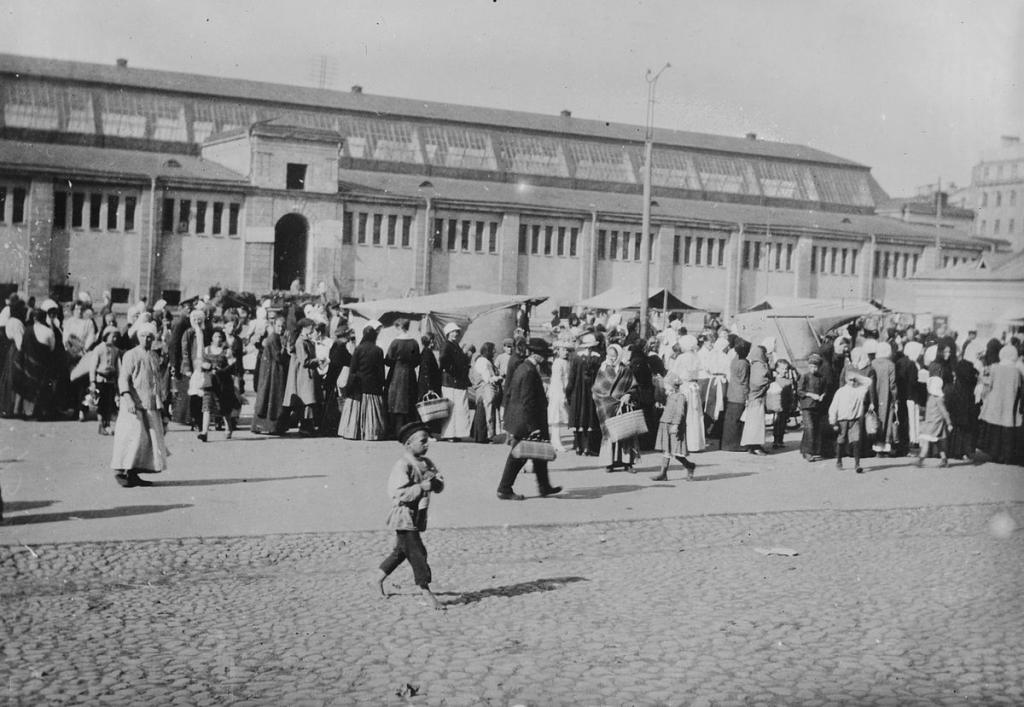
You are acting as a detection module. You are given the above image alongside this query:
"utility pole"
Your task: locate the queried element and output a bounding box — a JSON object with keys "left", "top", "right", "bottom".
{"left": 639, "top": 62, "right": 670, "bottom": 339}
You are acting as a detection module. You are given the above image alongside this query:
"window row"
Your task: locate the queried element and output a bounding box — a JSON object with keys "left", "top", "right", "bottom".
{"left": 942, "top": 255, "right": 974, "bottom": 268}
{"left": 343, "top": 211, "right": 415, "bottom": 248}
{"left": 161, "top": 198, "right": 240, "bottom": 236}
{"left": 744, "top": 240, "right": 797, "bottom": 272}
{"left": 595, "top": 229, "right": 652, "bottom": 262}
{"left": 980, "top": 161, "right": 1022, "bottom": 181}
{"left": 978, "top": 217, "right": 1016, "bottom": 236}
{"left": 675, "top": 235, "right": 728, "bottom": 268}
{"left": 53, "top": 190, "right": 137, "bottom": 232}
{"left": 0, "top": 185, "right": 28, "bottom": 225}
{"left": 980, "top": 189, "right": 1018, "bottom": 208}
{"left": 873, "top": 250, "right": 918, "bottom": 280}
{"left": 810, "top": 245, "right": 858, "bottom": 276}
{"left": 518, "top": 224, "right": 580, "bottom": 258}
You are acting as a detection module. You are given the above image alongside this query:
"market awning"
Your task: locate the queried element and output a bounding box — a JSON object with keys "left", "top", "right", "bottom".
{"left": 577, "top": 286, "right": 699, "bottom": 312}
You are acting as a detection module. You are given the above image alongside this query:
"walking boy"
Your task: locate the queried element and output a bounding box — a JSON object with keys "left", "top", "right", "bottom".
{"left": 376, "top": 421, "right": 445, "bottom": 609}
{"left": 827, "top": 369, "right": 870, "bottom": 473}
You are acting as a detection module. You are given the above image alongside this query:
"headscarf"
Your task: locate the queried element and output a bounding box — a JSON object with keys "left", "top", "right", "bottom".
{"left": 135, "top": 322, "right": 158, "bottom": 339}
{"left": 923, "top": 345, "right": 937, "bottom": 367}
{"left": 849, "top": 347, "right": 869, "bottom": 370}
{"left": 760, "top": 337, "right": 777, "bottom": 357}
{"left": 677, "top": 334, "right": 698, "bottom": 353}
{"left": 862, "top": 339, "right": 878, "bottom": 356}
{"left": 833, "top": 336, "right": 850, "bottom": 354}
{"left": 874, "top": 342, "right": 892, "bottom": 359}
{"left": 189, "top": 309, "right": 206, "bottom": 327}
{"left": 604, "top": 344, "right": 624, "bottom": 370}
{"left": 903, "top": 341, "right": 923, "bottom": 363}
{"left": 999, "top": 344, "right": 1019, "bottom": 364}
{"left": 984, "top": 338, "right": 1003, "bottom": 366}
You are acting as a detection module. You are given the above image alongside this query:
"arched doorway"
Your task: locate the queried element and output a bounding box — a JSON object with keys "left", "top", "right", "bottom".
{"left": 273, "top": 213, "right": 308, "bottom": 291}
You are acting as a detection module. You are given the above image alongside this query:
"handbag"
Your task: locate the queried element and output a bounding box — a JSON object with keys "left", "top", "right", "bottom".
{"left": 864, "top": 408, "right": 880, "bottom": 436}
{"left": 511, "top": 431, "right": 557, "bottom": 461}
{"left": 416, "top": 391, "right": 452, "bottom": 422}
{"left": 605, "top": 402, "right": 648, "bottom": 443}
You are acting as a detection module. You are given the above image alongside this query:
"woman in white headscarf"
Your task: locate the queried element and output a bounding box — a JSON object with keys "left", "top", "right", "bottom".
{"left": 900, "top": 341, "right": 925, "bottom": 449}
{"left": 977, "top": 344, "right": 1024, "bottom": 464}
{"left": 739, "top": 344, "right": 771, "bottom": 454}
{"left": 670, "top": 334, "right": 706, "bottom": 454}
{"left": 592, "top": 343, "right": 640, "bottom": 471}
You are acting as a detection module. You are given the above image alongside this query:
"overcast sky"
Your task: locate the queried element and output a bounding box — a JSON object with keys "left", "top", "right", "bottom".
{"left": 4, "top": 0, "right": 1022, "bottom": 196}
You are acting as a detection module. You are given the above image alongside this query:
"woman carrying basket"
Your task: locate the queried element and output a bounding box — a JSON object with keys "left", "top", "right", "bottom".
{"left": 592, "top": 343, "right": 642, "bottom": 472}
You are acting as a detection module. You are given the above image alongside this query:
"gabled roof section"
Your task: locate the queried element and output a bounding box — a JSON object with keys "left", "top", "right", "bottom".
{"left": 0, "top": 140, "right": 247, "bottom": 184}
{"left": 0, "top": 53, "right": 865, "bottom": 168}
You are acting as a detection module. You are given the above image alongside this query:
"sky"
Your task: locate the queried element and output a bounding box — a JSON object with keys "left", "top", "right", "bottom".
{"left": 3, "top": 0, "right": 1022, "bottom": 197}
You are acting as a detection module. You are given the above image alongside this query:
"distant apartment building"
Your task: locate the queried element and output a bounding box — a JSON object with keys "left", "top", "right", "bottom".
{"left": 971, "top": 136, "right": 1024, "bottom": 251}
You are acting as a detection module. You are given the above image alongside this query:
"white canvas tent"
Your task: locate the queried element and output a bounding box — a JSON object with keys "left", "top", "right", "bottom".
{"left": 730, "top": 297, "right": 883, "bottom": 369}
{"left": 344, "top": 290, "right": 548, "bottom": 348}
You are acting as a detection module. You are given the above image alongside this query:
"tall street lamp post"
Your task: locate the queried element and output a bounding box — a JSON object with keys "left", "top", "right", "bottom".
{"left": 639, "top": 62, "right": 671, "bottom": 339}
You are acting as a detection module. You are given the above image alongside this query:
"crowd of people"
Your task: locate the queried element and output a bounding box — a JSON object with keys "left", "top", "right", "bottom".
{"left": 1, "top": 290, "right": 1022, "bottom": 491}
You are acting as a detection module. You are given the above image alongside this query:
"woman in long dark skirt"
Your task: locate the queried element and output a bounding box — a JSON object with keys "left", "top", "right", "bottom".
{"left": 319, "top": 326, "right": 352, "bottom": 436}
{"left": 944, "top": 358, "right": 980, "bottom": 460}
{"left": 384, "top": 318, "right": 421, "bottom": 438}
{"left": 721, "top": 338, "right": 750, "bottom": 451}
{"left": 251, "top": 318, "right": 290, "bottom": 434}
{"left": 417, "top": 333, "right": 444, "bottom": 436}
{"left": 566, "top": 333, "right": 603, "bottom": 456}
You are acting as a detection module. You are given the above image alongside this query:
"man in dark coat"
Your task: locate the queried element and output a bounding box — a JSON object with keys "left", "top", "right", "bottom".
{"left": 497, "top": 338, "right": 563, "bottom": 500}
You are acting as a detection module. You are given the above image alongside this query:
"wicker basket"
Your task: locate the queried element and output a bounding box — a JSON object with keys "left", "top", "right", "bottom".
{"left": 605, "top": 406, "right": 648, "bottom": 443}
{"left": 511, "top": 438, "right": 557, "bottom": 461}
{"left": 416, "top": 392, "right": 451, "bottom": 422}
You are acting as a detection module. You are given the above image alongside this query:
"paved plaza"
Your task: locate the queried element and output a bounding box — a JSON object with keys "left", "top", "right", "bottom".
{"left": 2, "top": 415, "right": 1023, "bottom": 705}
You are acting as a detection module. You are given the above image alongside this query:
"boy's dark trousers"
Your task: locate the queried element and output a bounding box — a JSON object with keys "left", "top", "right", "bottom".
{"left": 380, "top": 530, "right": 431, "bottom": 588}
{"left": 800, "top": 409, "right": 821, "bottom": 457}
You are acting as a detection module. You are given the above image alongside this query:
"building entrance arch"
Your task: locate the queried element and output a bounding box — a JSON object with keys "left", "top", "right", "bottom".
{"left": 273, "top": 213, "right": 309, "bottom": 291}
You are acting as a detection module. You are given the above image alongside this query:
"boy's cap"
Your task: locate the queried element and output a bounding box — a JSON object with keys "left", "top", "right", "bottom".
{"left": 806, "top": 353, "right": 823, "bottom": 365}
{"left": 398, "top": 421, "right": 430, "bottom": 444}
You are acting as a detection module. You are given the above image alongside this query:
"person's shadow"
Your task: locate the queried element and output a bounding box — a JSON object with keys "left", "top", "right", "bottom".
{"left": 155, "top": 474, "right": 327, "bottom": 487}
{"left": 690, "top": 471, "right": 756, "bottom": 482}
{"left": 553, "top": 484, "right": 652, "bottom": 500}
{"left": 442, "top": 576, "right": 588, "bottom": 605}
{"left": 2, "top": 504, "right": 192, "bottom": 525}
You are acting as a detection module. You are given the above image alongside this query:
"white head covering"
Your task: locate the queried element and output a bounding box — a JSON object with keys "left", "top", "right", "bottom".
{"left": 677, "top": 334, "right": 698, "bottom": 353}
{"left": 923, "top": 345, "right": 938, "bottom": 367}
{"left": 760, "top": 336, "right": 777, "bottom": 356}
{"left": 153, "top": 299, "right": 167, "bottom": 312}
{"left": 442, "top": 322, "right": 461, "bottom": 336}
{"left": 875, "top": 342, "right": 892, "bottom": 359}
{"left": 903, "top": 341, "right": 923, "bottom": 362}
{"left": 862, "top": 339, "right": 878, "bottom": 356}
{"left": 849, "top": 347, "right": 869, "bottom": 370}
{"left": 135, "top": 322, "right": 158, "bottom": 338}
{"left": 41, "top": 298, "right": 59, "bottom": 312}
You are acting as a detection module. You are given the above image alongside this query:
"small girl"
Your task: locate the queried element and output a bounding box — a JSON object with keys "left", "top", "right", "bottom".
{"left": 90, "top": 326, "right": 121, "bottom": 435}
{"left": 377, "top": 421, "right": 446, "bottom": 609}
{"left": 770, "top": 359, "right": 798, "bottom": 449}
{"left": 916, "top": 376, "right": 952, "bottom": 467}
{"left": 651, "top": 372, "right": 697, "bottom": 481}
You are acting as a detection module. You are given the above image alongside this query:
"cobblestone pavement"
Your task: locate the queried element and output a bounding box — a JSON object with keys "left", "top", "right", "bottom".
{"left": 4, "top": 502, "right": 1022, "bottom": 706}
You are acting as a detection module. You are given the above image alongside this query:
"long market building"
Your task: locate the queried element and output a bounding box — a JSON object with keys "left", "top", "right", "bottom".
{"left": 0, "top": 53, "right": 994, "bottom": 318}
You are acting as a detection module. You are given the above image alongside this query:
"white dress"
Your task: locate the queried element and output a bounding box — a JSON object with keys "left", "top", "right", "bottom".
{"left": 547, "top": 357, "right": 570, "bottom": 425}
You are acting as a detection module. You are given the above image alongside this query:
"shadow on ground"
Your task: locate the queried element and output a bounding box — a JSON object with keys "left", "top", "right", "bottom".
{"left": 154, "top": 474, "right": 327, "bottom": 487}
{"left": 555, "top": 484, "right": 651, "bottom": 500}
{"left": 2, "top": 504, "right": 192, "bottom": 525}
{"left": 2, "top": 500, "right": 57, "bottom": 513}
{"left": 443, "top": 576, "right": 588, "bottom": 605}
